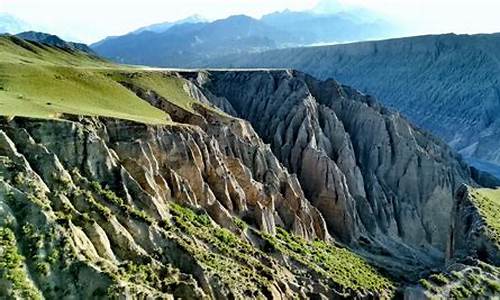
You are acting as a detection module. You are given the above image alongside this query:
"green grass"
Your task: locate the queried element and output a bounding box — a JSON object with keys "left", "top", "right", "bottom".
{"left": 111, "top": 71, "right": 197, "bottom": 112}
{"left": 418, "top": 263, "right": 500, "bottom": 298}
{"left": 261, "top": 227, "right": 395, "bottom": 296}
{"left": 0, "top": 227, "right": 43, "bottom": 299}
{"left": 0, "top": 63, "right": 169, "bottom": 124}
{"left": 0, "top": 36, "right": 107, "bottom": 67}
{"left": 471, "top": 188, "right": 500, "bottom": 243}
{"left": 167, "top": 203, "right": 276, "bottom": 297}
{"left": 0, "top": 36, "right": 207, "bottom": 124}
{"left": 429, "top": 273, "right": 449, "bottom": 286}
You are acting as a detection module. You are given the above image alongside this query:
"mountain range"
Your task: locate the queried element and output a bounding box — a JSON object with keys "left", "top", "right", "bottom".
{"left": 197, "top": 33, "right": 500, "bottom": 177}
{"left": 91, "top": 9, "right": 395, "bottom": 66}
{"left": 14, "top": 31, "right": 96, "bottom": 54}
{"left": 132, "top": 15, "right": 208, "bottom": 34}
{"left": 0, "top": 34, "right": 499, "bottom": 299}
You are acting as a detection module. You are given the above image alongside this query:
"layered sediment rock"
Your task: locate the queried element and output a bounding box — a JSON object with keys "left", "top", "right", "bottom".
{"left": 1, "top": 69, "right": 498, "bottom": 299}
{"left": 0, "top": 82, "right": 334, "bottom": 298}
{"left": 189, "top": 70, "right": 496, "bottom": 266}
{"left": 201, "top": 33, "right": 500, "bottom": 172}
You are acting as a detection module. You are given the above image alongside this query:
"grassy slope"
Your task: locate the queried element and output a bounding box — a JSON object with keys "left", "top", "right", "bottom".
{"left": 0, "top": 227, "right": 43, "bottom": 299}
{"left": 471, "top": 188, "right": 500, "bottom": 243}
{"left": 261, "top": 227, "right": 395, "bottom": 296}
{"left": 0, "top": 166, "right": 395, "bottom": 298}
{"left": 417, "top": 262, "right": 500, "bottom": 298}
{"left": 169, "top": 204, "right": 395, "bottom": 297}
{"left": 410, "top": 187, "right": 500, "bottom": 298}
{"left": 111, "top": 71, "right": 197, "bottom": 112}
{"left": 0, "top": 36, "right": 197, "bottom": 124}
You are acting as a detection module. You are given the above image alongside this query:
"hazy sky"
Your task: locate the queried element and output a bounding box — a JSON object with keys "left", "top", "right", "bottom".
{"left": 1, "top": 0, "right": 499, "bottom": 43}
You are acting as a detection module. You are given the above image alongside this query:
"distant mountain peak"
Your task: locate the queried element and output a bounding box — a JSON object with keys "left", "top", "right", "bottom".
{"left": 132, "top": 14, "right": 208, "bottom": 34}
{"left": 15, "top": 31, "right": 95, "bottom": 55}
{"left": 222, "top": 14, "right": 259, "bottom": 22}
{"left": 92, "top": 9, "right": 394, "bottom": 67}
{"left": 182, "top": 14, "right": 208, "bottom": 23}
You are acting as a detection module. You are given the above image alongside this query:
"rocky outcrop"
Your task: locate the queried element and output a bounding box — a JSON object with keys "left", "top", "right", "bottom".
{"left": 188, "top": 70, "right": 497, "bottom": 268}
{"left": 0, "top": 111, "right": 390, "bottom": 298}
{"left": 2, "top": 111, "right": 328, "bottom": 241}
{"left": 448, "top": 185, "right": 500, "bottom": 265}
{"left": 0, "top": 67, "right": 498, "bottom": 298}
{"left": 201, "top": 33, "right": 500, "bottom": 174}
{"left": 0, "top": 84, "right": 340, "bottom": 298}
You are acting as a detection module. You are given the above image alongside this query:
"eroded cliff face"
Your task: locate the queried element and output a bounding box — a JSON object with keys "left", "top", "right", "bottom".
{"left": 0, "top": 118, "right": 333, "bottom": 298}
{"left": 187, "top": 70, "right": 493, "bottom": 266}
{"left": 449, "top": 185, "right": 500, "bottom": 265}
{"left": 0, "top": 69, "right": 497, "bottom": 299}
{"left": 200, "top": 33, "right": 500, "bottom": 172}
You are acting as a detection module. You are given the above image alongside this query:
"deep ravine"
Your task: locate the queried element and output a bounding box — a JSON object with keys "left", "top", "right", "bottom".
{"left": 1, "top": 68, "right": 499, "bottom": 299}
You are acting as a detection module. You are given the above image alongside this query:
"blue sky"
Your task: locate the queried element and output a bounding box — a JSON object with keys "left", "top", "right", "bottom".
{"left": 1, "top": 0, "right": 499, "bottom": 43}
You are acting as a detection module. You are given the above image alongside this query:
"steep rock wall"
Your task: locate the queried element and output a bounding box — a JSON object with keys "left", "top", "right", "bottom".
{"left": 200, "top": 33, "right": 500, "bottom": 171}
{"left": 190, "top": 70, "right": 489, "bottom": 266}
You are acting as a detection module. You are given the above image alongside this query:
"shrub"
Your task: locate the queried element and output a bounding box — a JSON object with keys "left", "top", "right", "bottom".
{"left": 0, "top": 227, "right": 43, "bottom": 299}
{"left": 450, "top": 285, "right": 472, "bottom": 298}
{"left": 450, "top": 271, "right": 462, "bottom": 280}
{"left": 234, "top": 218, "right": 248, "bottom": 230}
{"left": 486, "top": 278, "right": 500, "bottom": 293}
{"left": 47, "top": 249, "right": 60, "bottom": 265}
{"left": 429, "top": 273, "right": 449, "bottom": 286}
{"left": 214, "top": 228, "right": 238, "bottom": 246}
{"left": 419, "top": 279, "right": 433, "bottom": 291}
{"left": 35, "top": 262, "right": 50, "bottom": 276}
{"left": 90, "top": 181, "right": 154, "bottom": 224}
{"left": 170, "top": 203, "right": 211, "bottom": 226}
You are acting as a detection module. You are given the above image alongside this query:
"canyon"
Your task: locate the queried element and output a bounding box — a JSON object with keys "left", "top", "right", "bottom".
{"left": 0, "top": 35, "right": 499, "bottom": 299}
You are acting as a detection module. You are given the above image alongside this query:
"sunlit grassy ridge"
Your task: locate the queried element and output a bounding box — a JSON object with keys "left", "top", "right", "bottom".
{"left": 0, "top": 36, "right": 201, "bottom": 124}
{"left": 111, "top": 71, "right": 197, "bottom": 112}
{"left": 0, "top": 36, "right": 106, "bottom": 66}
{"left": 471, "top": 188, "right": 500, "bottom": 243}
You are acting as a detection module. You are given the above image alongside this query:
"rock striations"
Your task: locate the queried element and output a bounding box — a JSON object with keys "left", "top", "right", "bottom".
{"left": 0, "top": 67, "right": 499, "bottom": 298}
{"left": 198, "top": 33, "right": 500, "bottom": 175}
{"left": 188, "top": 71, "right": 498, "bottom": 264}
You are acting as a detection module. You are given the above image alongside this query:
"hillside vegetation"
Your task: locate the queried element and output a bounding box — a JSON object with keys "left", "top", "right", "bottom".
{"left": 0, "top": 34, "right": 400, "bottom": 299}
{"left": 472, "top": 188, "right": 500, "bottom": 243}
{"left": 0, "top": 35, "right": 203, "bottom": 124}
{"left": 0, "top": 34, "right": 498, "bottom": 299}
